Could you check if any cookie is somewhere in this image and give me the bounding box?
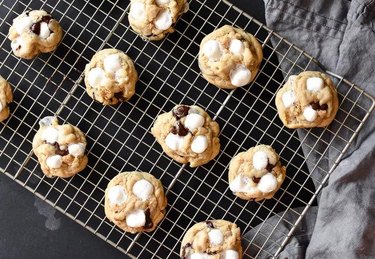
[198,25,263,89]
[228,145,286,201]
[180,220,242,259]
[151,104,220,167]
[0,76,13,122]
[84,49,138,105]
[104,172,167,233]
[8,10,63,59]
[128,0,189,40]
[275,71,339,128]
[32,116,88,178]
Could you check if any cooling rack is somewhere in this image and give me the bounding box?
[0,0,373,258]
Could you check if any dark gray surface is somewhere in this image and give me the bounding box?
[0,1,266,259]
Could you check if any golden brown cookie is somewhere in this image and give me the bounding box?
[0,76,13,122]
[8,10,63,59]
[151,104,220,167]
[104,172,167,233]
[180,220,242,259]
[228,145,286,201]
[84,49,138,105]
[128,0,189,40]
[198,25,263,89]
[275,71,339,128]
[32,116,88,178]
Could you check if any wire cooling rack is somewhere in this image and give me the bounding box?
[0,0,374,258]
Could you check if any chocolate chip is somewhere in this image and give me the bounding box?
[31,22,41,35]
[41,15,52,23]
[207,251,218,255]
[180,243,192,259]
[113,92,125,102]
[206,221,214,228]
[172,105,190,119]
[252,176,261,183]
[311,101,328,111]
[171,121,189,136]
[25,10,30,16]
[30,15,53,35]
[53,142,69,156]
[144,208,153,229]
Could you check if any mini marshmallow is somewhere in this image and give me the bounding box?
[154,9,172,30]
[191,135,208,154]
[41,127,59,144]
[87,67,108,87]
[68,143,86,157]
[14,16,34,34]
[108,185,128,205]
[39,116,57,127]
[229,39,244,55]
[155,0,171,5]
[303,105,318,122]
[229,175,253,193]
[126,209,146,228]
[257,173,277,193]
[11,38,22,52]
[0,102,3,112]
[130,2,146,21]
[184,113,205,132]
[189,253,209,259]
[252,151,268,170]
[39,22,50,39]
[222,250,239,259]
[282,90,295,108]
[203,40,223,61]
[208,229,224,246]
[165,133,184,151]
[306,77,324,92]
[104,54,122,73]
[46,155,63,169]
[132,179,154,201]
[230,65,251,87]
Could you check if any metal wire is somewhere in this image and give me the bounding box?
[0,0,374,258]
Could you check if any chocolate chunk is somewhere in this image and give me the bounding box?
[207,251,218,255]
[252,176,261,183]
[320,103,328,110]
[181,243,192,259]
[113,92,124,102]
[31,22,41,35]
[173,105,190,119]
[311,101,328,111]
[144,208,153,229]
[53,142,69,156]
[206,221,214,228]
[171,121,189,136]
[266,163,274,172]
[41,15,52,23]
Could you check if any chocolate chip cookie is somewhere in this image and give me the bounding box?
[84,49,138,105]
[32,116,88,178]
[275,71,339,128]
[128,0,189,40]
[198,25,263,89]
[104,171,167,233]
[0,76,13,122]
[151,104,220,167]
[180,220,242,259]
[8,10,63,59]
[228,145,286,201]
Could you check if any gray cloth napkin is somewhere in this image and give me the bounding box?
[243,0,375,258]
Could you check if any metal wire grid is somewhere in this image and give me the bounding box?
[0,0,373,258]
